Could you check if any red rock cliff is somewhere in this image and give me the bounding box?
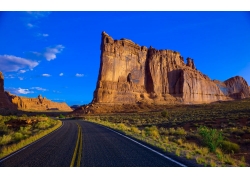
[92,32,249,105]
[6,93,72,111]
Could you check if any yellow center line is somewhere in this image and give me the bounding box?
[70,123,82,167]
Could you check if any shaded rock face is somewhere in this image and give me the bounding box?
[0,72,16,110]
[6,93,72,111]
[92,32,250,105]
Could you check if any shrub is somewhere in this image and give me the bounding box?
[59,114,65,119]
[175,127,187,136]
[35,121,50,130]
[176,138,183,145]
[175,149,181,156]
[144,126,160,140]
[130,126,141,134]
[169,127,175,135]
[117,123,128,131]
[161,110,169,118]
[162,136,169,143]
[21,114,28,118]
[159,127,169,135]
[0,135,12,145]
[12,132,24,141]
[186,152,192,159]
[223,154,235,166]
[19,126,32,136]
[210,159,216,167]
[198,126,224,152]
[221,140,240,153]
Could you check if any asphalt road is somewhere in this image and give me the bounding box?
[0,120,188,167]
[0,120,78,167]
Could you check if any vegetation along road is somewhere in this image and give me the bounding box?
[0,120,189,167]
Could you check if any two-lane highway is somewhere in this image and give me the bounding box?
[0,120,187,167]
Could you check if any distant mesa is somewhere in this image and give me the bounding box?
[5,93,72,112]
[74,31,250,114]
[0,72,72,112]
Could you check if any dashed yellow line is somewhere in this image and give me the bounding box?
[70,123,82,167]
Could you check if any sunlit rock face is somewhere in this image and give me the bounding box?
[92,32,249,105]
[0,72,72,111]
[6,93,72,111]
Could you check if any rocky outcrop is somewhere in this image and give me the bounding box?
[0,71,72,112]
[0,72,17,110]
[6,93,72,111]
[91,32,250,107]
[224,76,250,99]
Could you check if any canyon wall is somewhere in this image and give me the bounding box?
[92,32,250,105]
[6,93,72,111]
[0,71,72,112]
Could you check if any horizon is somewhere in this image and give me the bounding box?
[0,12,250,106]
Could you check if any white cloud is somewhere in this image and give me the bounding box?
[31,51,42,56]
[42,74,51,77]
[53,90,61,93]
[6,88,34,95]
[59,73,63,76]
[19,70,26,73]
[31,87,47,91]
[27,12,50,19]
[17,88,34,94]
[44,45,64,61]
[27,23,34,28]
[76,73,84,77]
[37,33,49,37]
[18,77,24,80]
[0,55,39,72]
[5,74,15,79]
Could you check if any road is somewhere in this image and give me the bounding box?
[0,120,188,167]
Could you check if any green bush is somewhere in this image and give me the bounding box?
[131,126,141,134]
[161,110,169,118]
[198,126,224,152]
[175,127,187,136]
[0,135,12,145]
[117,123,128,131]
[21,114,28,118]
[144,126,160,140]
[221,140,240,153]
[12,132,24,141]
[35,121,50,130]
[59,114,65,119]
[19,126,32,136]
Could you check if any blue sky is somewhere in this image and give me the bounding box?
[0,11,250,106]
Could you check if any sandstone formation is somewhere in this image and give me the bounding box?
[0,71,72,112]
[91,32,250,108]
[0,72,17,110]
[6,93,72,111]
[224,76,250,99]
